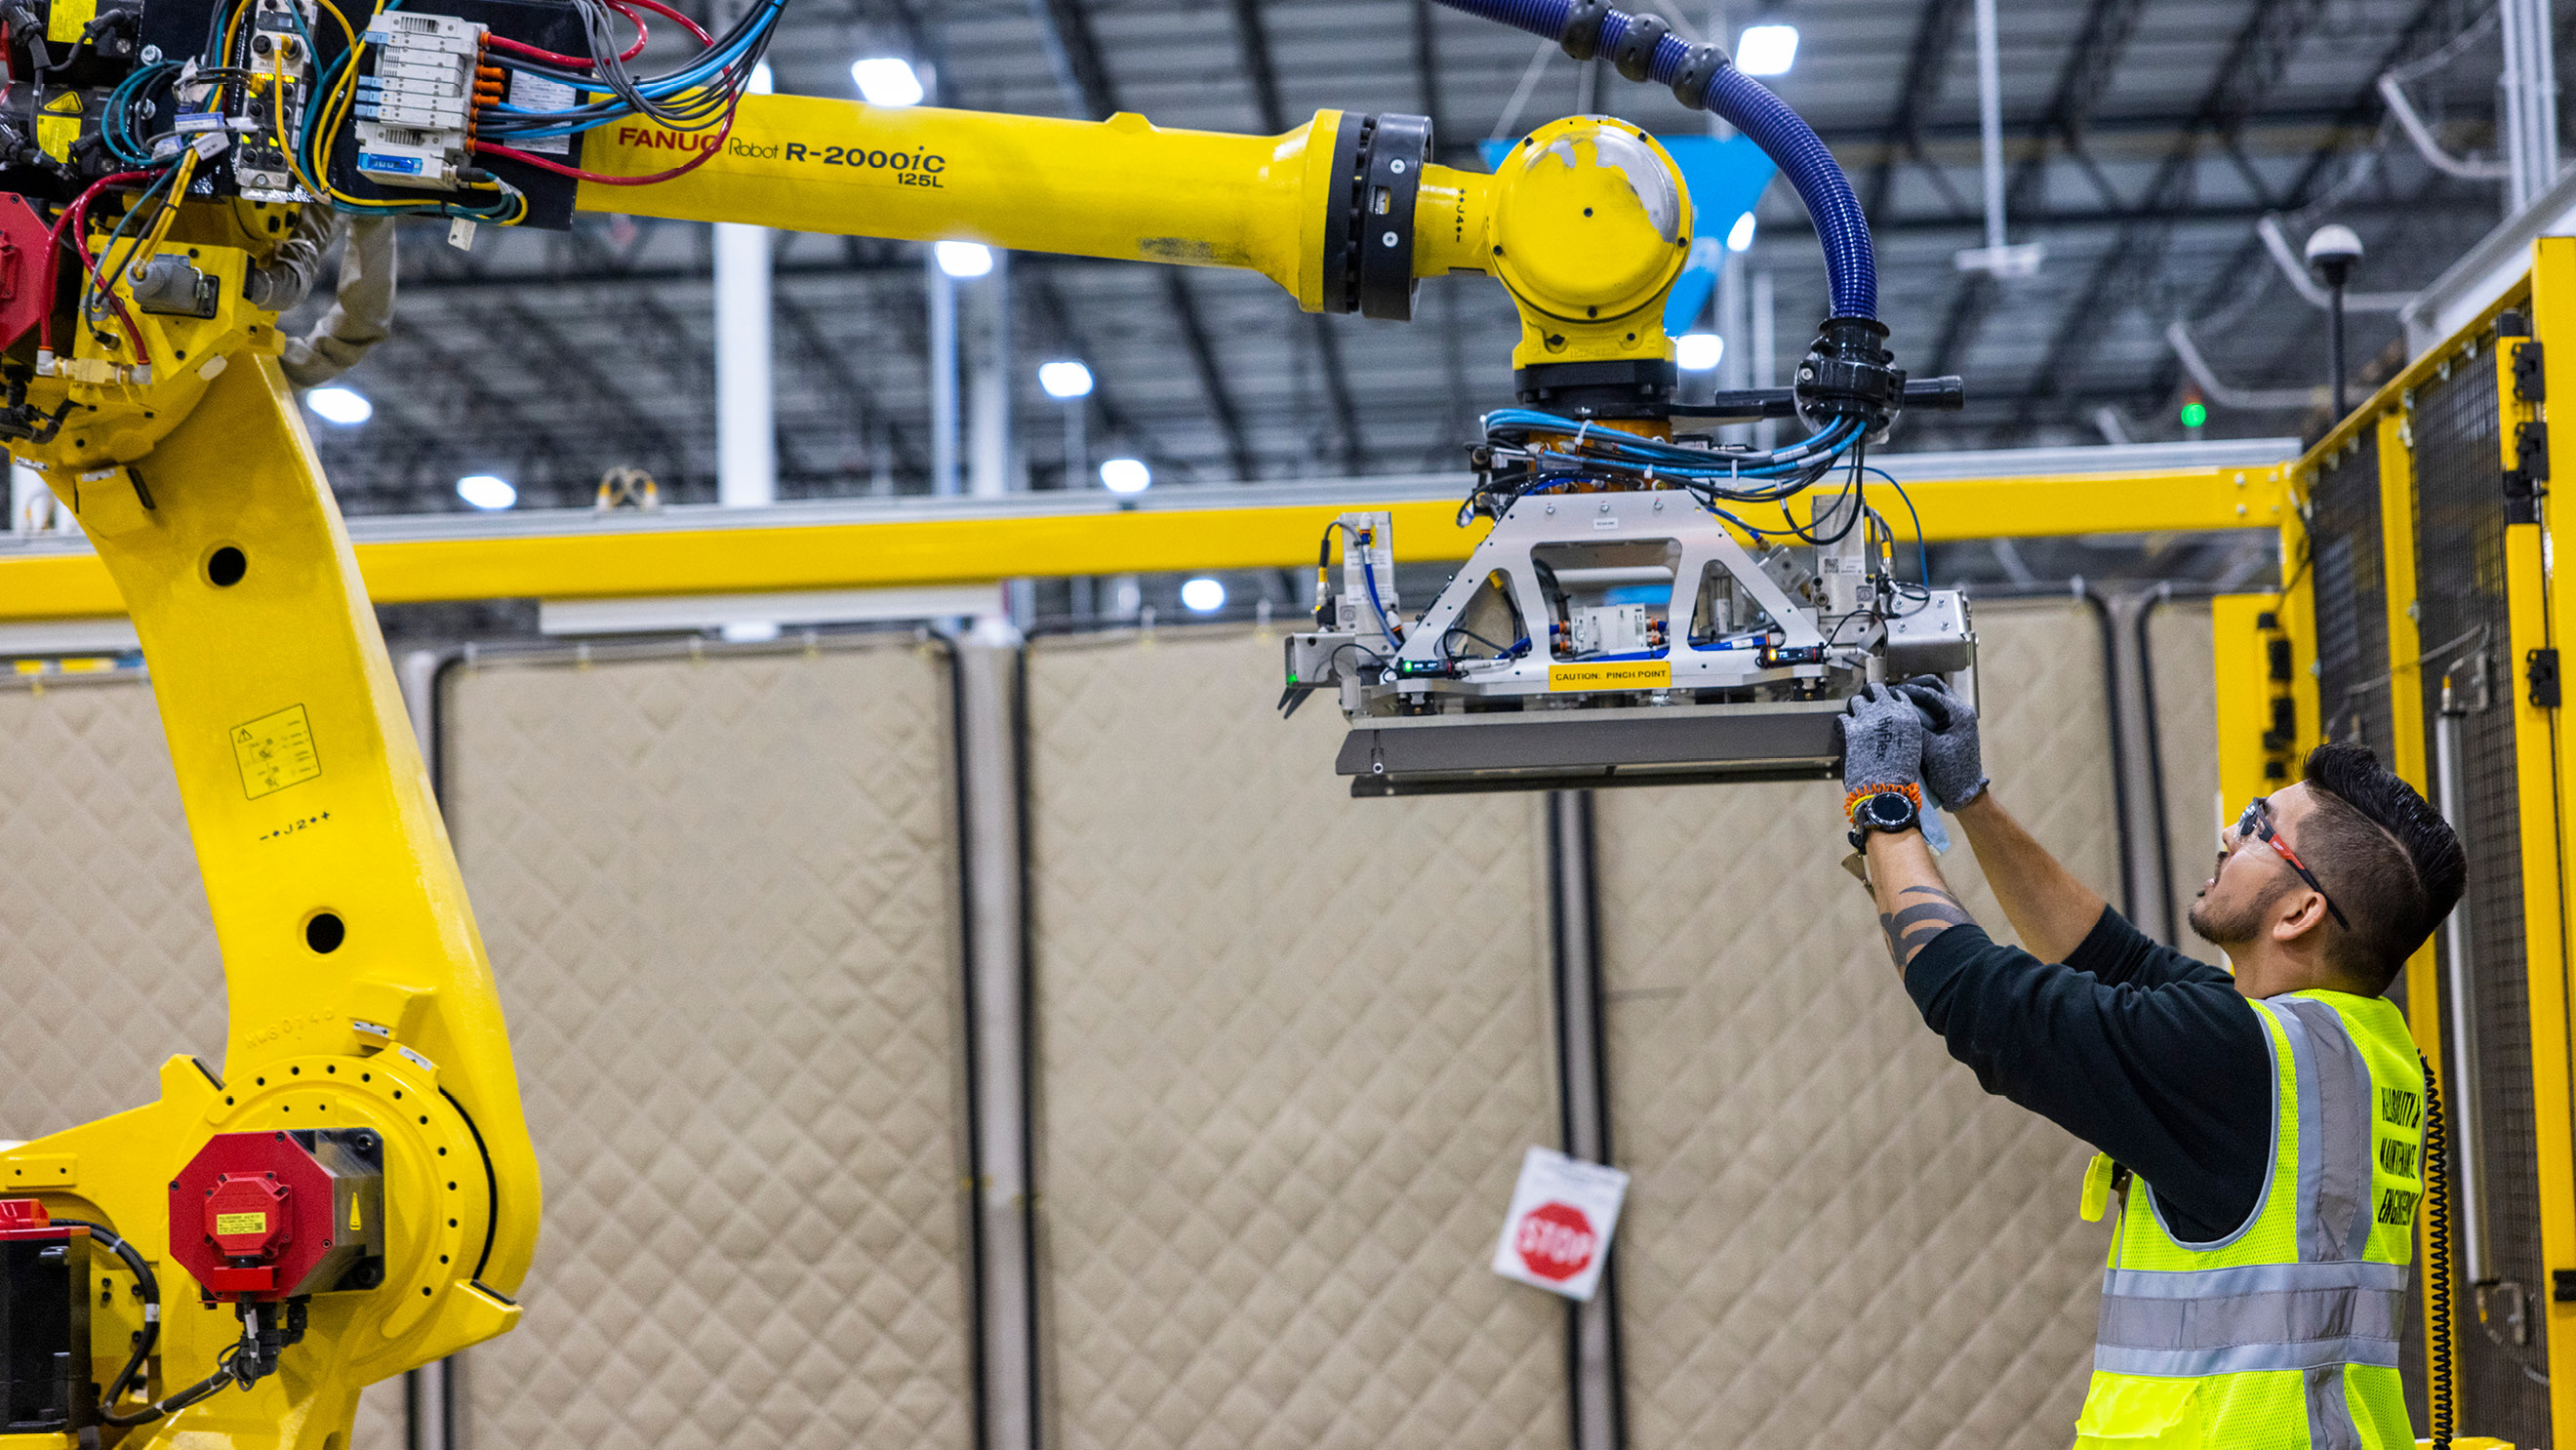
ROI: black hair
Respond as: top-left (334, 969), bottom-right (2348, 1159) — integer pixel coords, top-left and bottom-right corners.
top-left (2300, 743), bottom-right (2468, 993)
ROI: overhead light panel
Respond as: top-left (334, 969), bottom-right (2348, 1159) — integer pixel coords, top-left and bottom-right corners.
top-left (1181, 578), bottom-right (1227, 613)
top-left (1038, 360), bottom-right (1094, 398)
top-left (852, 57), bottom-right (924, 106)
top-left (457, 473), bottom-right (517, 510)
top-left (749, 60), bottom-right (774, 95)
top-left (1726, 213), bottom-right (1757, 252)
top-left (304, 386), bottom-right (372, 424)
top-left (1099, 457), bottom-right (1150, 494)
top-left (934, 240), bottom-right (993, 277)
top-left (1674, 333), bottom-right (1724, 371)
top-left (1735, 24), bottom-right (1798, 76)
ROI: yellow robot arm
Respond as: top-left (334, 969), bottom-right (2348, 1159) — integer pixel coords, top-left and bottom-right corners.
top-left (2, 363), bottom-right (539, 1449)
top-left (580, 98), bottom-right (1692, 373)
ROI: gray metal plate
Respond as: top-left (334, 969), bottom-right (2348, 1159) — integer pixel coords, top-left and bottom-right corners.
top-left (1337, 700), bottom-right (1843, 796)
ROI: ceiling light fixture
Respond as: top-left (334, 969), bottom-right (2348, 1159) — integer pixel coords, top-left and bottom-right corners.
top-left (1735, 24), bottom-right (1798, 76)
top-left (851, 57), bottom-right (923, 106)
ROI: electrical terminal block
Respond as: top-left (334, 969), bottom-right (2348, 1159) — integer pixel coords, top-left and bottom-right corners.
top-left (352, 10), bottom-right (488, 190)
top-left (233, 0), bottom-right (319, 200)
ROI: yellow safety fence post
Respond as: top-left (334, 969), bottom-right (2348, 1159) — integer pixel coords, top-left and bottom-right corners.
top-left (2527, 236), bottom-right (2576, 1437)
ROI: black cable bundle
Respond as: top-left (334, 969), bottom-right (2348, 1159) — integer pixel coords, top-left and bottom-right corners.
top-left (2421, 1049), bottom-right (2454, 1450)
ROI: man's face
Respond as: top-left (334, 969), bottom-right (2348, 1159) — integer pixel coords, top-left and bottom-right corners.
top-left (2188, 783), bottom-right (2321, 949)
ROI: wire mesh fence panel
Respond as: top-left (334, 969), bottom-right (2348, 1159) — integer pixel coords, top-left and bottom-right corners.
top-left (1023, 627), bottom-right (1566, 1450)
top-left (445, 641), bottom-right (975, 1450)
top-left (2312, 430), bottom-right (2392, 754)
top-left (0, 674), bottom-right (405, 1450)
top-left (2408, 343), bottom-right (2554, 1441)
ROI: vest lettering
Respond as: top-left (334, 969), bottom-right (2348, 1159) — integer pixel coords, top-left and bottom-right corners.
top-left (2375, 1187), bottom-right (2420, 1227)
top-left (2376, 1138), bottom-right (2417, 1177)
top-left (2379, 1086), bottom-right (2420, 1128)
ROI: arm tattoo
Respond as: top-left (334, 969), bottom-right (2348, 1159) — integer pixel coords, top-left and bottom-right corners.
top-left (1877, 885), bottom-right (1973, 968)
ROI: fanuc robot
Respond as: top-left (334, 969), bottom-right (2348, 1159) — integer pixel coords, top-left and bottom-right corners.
top-left (0, 0), bottom-right (1964, 1442)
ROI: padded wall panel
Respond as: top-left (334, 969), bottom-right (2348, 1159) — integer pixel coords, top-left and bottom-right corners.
top-left (0, 678), bottom-right (225, 1137)
top-left (0, 677), bottom-right (404, 1449)
top-left (2146, 601), bottom-right (2224, 967)
top-left (1025, 628), bottom-right (1565, 1450)
top-left (1598, 600), bottom-right (2120, 1450)
top-left (445, 643), bottom-right (973, 1449)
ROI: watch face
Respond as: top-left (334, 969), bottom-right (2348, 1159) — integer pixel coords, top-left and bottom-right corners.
top-left (1863, 792), bottom-right (1915, 829)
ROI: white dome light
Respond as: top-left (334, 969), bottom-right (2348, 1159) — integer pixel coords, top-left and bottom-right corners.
top-left (1099, 457), bottom-right (1150, 494)
top-left (457, 474), bottom-right (517, 510)
top-left (305, 386), bottom-right (372, 424)
top-left (1735, 24), bottom-right (1798, 76)
top-left (851, 57), bottom-right (923, 106)
top-left (1674, 333), bottom-right (1724, 371)
top-left (1181, 578), bottom-right (1227, 613)
top-left (1726, 212), bottom-right (1757, 252)
top-left (1038, 360), bottom-right (1094, 398)
top-left (934, 240), bottom-right (994, 278)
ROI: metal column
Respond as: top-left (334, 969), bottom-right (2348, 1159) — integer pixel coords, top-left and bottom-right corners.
top-left (930, 260), bottom-right (961, 498)
top-left (954, 634), bottom-right (1038, 1450)
top-left (1548, 790), bottom-right (1626, 1450)
top-left (2501, 0), bottom-right (2562, 214)
top-left (713, 220), bottom-right (774, 508)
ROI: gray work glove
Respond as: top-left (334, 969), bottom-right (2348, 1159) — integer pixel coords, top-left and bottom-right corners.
top-left (1895, 674), bottom-right (1989, 809)
top-left (1838, 682), bottom-right (1924, 798)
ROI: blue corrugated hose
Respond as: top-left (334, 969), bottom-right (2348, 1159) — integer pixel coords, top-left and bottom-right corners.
top-left (1429, 0), bottom-right (1876, 321)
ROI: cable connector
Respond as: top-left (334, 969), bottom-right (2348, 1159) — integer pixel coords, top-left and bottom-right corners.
top-left (1795, 316), bottom-right (1903, 434)
top-left (1669, 41), bottom-right (1726, 108)
top-left (1556, 0), bottom-right (1609, 60)
top-left (1610, 13), bottom-right (1666, 81)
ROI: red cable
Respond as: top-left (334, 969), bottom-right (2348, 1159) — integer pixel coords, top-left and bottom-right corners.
top-left (487, 33), bottom-right (599, 66)
top-left (487, 0), bottom-right (647, 67)
top-left (617, 0), bottom-right (712, 47)
top-left (474, 105), bottom-right (732, 185)
top-left (41, 169), bottom-right (153, 356)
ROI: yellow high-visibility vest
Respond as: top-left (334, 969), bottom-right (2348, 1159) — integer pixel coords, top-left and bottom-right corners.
top-left (2073, 990), bottom-right (2425, 1449)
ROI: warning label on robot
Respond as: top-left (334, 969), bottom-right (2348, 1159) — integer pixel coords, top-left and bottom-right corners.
top-left (1550, 662), bottom-right (1671, 692)
top-left (215, 1212), bottom-right (267, 1236)
top-left (1492, 1147), bottom-right (1629, 1302)
top-left (232, 705), bottom-right (322, 800)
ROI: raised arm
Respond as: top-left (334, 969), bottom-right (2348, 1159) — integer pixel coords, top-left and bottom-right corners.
top-left (1896, 675), bottom-right (2105, 964)
top-left (1950, 792), bottom-right (2109, 964)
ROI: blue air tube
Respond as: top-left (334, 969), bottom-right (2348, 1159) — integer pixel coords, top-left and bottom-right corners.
top-left (1428, 0), bottom-right (1876, 321)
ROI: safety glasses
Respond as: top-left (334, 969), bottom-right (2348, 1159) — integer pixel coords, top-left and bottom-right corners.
top-left (2226, 796), bottom-right (2352, 931)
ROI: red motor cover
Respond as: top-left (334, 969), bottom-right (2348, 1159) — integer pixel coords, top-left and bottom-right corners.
top-left (167, 1131), bottom-right (384, 1304)
top-left (0, 193), bottom-right (50, 352)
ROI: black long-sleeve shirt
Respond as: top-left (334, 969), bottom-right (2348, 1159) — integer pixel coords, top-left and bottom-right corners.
top-left (1905, 907), bottom-right (2273, 1244)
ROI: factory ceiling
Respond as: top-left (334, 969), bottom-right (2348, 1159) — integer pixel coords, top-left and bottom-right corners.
top-left (298, 0), bottom-right (2521, 513)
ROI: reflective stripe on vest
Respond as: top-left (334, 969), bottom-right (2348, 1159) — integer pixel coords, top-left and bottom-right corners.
top-left (2093, 1260), bottom-right (2407, 1376)
top-left (2084, 992), bottom-right (2420, 1450)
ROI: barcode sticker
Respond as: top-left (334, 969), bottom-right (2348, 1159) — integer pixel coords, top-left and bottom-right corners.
top-left (505, 72), bottom-right (576, 154)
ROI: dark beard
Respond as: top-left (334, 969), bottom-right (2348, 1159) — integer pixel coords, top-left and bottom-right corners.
top-left (2189, 876), bottom-right (2289, 950)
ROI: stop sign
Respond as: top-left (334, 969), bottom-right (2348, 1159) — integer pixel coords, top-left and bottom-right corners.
top-left (1513, 1201), bottom-right (1597, 1281)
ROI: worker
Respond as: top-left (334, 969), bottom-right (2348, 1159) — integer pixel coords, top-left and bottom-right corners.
top-left (1837, 677), bottom-right (2466, 1450)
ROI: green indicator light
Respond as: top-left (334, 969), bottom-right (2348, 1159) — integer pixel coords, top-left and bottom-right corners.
top-left (2180, 401), bottom-right (2208, 428)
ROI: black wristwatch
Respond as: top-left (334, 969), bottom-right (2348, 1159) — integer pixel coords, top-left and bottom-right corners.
top-left (1848, 788), bottom-right (1920, 850)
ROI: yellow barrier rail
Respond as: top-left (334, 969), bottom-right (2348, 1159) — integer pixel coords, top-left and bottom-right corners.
top-left (0, 463), bottom-right (2294, 624)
